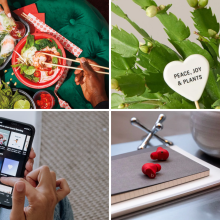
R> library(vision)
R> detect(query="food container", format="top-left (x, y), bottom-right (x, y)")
top-left (12, 33), bottom-right (66, 89)
top-left (12, 88), bottom-right (36, 109)
top-left (33, 90), bottom-right (55, 109)
top-left (0, 12), bottom-right (30, 70)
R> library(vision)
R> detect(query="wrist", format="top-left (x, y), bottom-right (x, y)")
top-left (90, 93), bottom-right (108, 108)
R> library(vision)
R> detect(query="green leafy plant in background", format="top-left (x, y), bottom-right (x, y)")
top-left (111, 0), bottom-right (220, 109)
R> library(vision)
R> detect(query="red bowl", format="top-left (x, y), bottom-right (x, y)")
top-left (12, 33), bottom-right (66, 89)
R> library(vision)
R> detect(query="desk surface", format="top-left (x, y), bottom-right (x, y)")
top-left (111, 133), bottom-right (220, 220)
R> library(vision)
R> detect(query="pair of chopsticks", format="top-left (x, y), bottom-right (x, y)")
top-left (21, 13), bottom-right (109, 75)
top-left (41, 53), bottom-right (109, 74)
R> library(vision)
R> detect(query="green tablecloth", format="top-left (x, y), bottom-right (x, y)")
top-left (2, 0), bottom-right (109, 109)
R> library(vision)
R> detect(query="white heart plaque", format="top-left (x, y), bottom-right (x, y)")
top-left (8, 165), bottom-right (13, 170)
top-left (163, 54), bottom-right (210, 102)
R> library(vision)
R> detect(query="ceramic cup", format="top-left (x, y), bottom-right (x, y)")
top-left (190, 111), bottom-right (220, 158)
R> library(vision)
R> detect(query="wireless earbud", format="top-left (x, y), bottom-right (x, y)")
top-left (142, 163), bottom-right (161, 179)
top-left (150, 147), bottom-right (169, 161)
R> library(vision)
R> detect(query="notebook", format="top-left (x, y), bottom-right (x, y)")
top-left (111, 146), bottom-right (209, 204)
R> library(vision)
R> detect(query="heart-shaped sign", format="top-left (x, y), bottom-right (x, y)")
top-left (8, 165), bottom-right (13, 170)
top-left (163, 54), bottom-right (210, 102)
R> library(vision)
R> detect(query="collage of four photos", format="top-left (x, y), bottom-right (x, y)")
top-left (0, 0), bottom-right (220, 219)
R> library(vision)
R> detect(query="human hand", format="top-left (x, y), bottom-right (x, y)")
top-left (0, 0), bottom-right (11, 17)
top-left (74, 57), bottom-right (108, 107)
top-left (1, 166), bottom-right (70, 220)
top-left (24, 148), bottom-right (36, 177)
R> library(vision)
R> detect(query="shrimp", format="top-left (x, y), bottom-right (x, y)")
top-left (41, 46), bottom-right (60, 56)
top-left (0, 35), bottom-right (15, 57)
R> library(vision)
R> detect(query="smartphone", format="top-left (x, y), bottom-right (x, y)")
top-left (0, 117), bottom-right (35, 209)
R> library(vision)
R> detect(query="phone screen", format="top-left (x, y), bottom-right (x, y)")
top-left (0, 117), bottom-right (35, 209)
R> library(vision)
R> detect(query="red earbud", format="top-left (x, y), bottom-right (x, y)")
top-left (150, 147), bottom-right (169, 161)
top-left (142, 163), bottom-right (161, 179)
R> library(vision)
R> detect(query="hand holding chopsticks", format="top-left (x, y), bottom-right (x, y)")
top-left (43, 61), bottom-right (109, 75)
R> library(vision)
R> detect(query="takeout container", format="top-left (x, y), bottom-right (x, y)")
top-left (12, 33), bottom-right (66, 89)
top-left (0, 12), bottom-right (30, 70)
top-left (33, 90), bottom-right (55, 109)
top-left (12, 88), bottom-right (36, 109)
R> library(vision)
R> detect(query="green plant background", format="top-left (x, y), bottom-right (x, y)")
top-left (111, 0), bottom-right (220, 109)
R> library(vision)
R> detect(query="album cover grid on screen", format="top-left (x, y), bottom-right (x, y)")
top-left (0, 128), bottom-right (31, 194)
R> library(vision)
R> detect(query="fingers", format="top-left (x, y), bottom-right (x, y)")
top-left (26, 166), bottom-right (53, 188)
top-left (29, 148), bottom-right (36, 159)
top-left (50, 171), bottom-right (56, 188)
top-left (25, 158), bottom-right (34, 172)
top-left (0, 177), bottom-right (36, 200)
top-left (1, 0), bottom-right (11, 17)
top-left (80, 57), bottom-right (97, 75)
top-left (10, 181), bottom-right (26, 220)
top-left (75, 72), bottom-right (84, 85)
top-left (56, 178), bottom-right (70, 202)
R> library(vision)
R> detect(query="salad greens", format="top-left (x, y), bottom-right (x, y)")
top-left (0, 81), bottom-right (30, 109)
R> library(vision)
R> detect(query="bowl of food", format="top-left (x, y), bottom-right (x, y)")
top-left (33, 90), bottom-right (55, 109)
top-left (11, 33), bottom-right (66, 89)
top-left (0, 81), bottom-right (35, 109)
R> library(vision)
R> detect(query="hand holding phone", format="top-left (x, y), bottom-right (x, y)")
top-left (1, 166), bottom-right (70, 220)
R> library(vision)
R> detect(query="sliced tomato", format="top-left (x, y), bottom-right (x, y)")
top-left (34, 71), bottom-right (41, 78)
top-left (47, 70), bottom-right (54, 76)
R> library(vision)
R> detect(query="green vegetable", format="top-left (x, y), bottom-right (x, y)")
top-left (111, 0), bottom-right (220, 109)
top-left (0, 58), bottom-right (5, 66)
top-left (21, 33), bottom-right (34, 55)
top-left (0, 81), bottom-right (29, 109)
top-left (34, 38), bottom-right (59, 51)
top-left (11, 63), bottom-right (24, 68)
top-left (52, 57), bottom-right (58, 64)
top-left (20, 65), bottom-right (28, 74)
top-left (24, 66), bottom-right (36, 75)
top-left (57, 49), bottom-right (62, 56)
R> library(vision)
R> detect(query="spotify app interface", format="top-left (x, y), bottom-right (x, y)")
top-left (0, 119), bottom-right (33, 207)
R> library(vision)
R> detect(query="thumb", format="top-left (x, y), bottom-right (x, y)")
top-left (1, 0), bottom-right (11, 17)
top-left (10, 181), bottom-right (26, 220)
top-left (80, 57), bottom-right (96, 75)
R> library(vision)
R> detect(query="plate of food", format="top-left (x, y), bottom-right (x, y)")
top-left (11, 33), bottom-right (66, 89)
top-left (0, 81), bottom-right (35, 109)
top-left (0, 11), bottom-right (29, 70)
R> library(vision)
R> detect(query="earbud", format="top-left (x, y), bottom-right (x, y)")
top-left (150, 147), bottom-right (169, 161)
top-left (142, 163), bottom-right (161, 179)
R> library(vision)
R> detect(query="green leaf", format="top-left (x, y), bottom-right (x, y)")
top-left (117, 74), bottom-right (146, 97)
top-left (52, 57), bottom-right (58, 64)
top-left (33, 77), bottom-right (40, 82)
top-left (111, 93), bottom-right (124, 109)
top-left (170, 39), bottom-right (214, 67)
top-left (20, 65), bottom-right (28, 74)
top-left (111, 2), bottom-right (150, 39)
top-left (127, 103), bottom-right (157, 109)
top-left (212, 99), bottom-right (220, 109)
top-left (0, 58), bottom-right (4, 66)
top-left (57, 49), bottom-right (62, 56)
top-left (192, 8), bottom-right (219, 38)
top-left (133, 0), bottom-right (157, 8)
top-left (111, 51), bottom-right (136, 70)
top-left (140, 41), bottom-right (180, 72)
top-left (24, 66), bottom-right (36, 75)
top-left (111, 2), bottom-right (127, 18)
top-left (144, 71), bottom-right (172, 93)
top-left (11, 63), bottom-right (24, 67)
top-left (112, 68), bottom-right (129, 78)
top-left (21, 33), bottom-right (34, 55)
top-left (156, 12), bottom-right (190, 41)
top-left (217, 74), bottom-right (220, 83)
top-left (157, 4), bottom-right (172, 14)
top-left (159, 93), bottom-right (195, 109)
top-left (111, 26), bottom-right (139, 57)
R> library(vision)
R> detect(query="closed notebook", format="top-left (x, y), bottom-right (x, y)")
top-left (111, 146), bottom-right (209, 204)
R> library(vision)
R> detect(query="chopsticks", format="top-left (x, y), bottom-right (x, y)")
top-left (40, 52), bottom-right (109, 70)
top-left (43, 62), bottom-right (109, 75)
